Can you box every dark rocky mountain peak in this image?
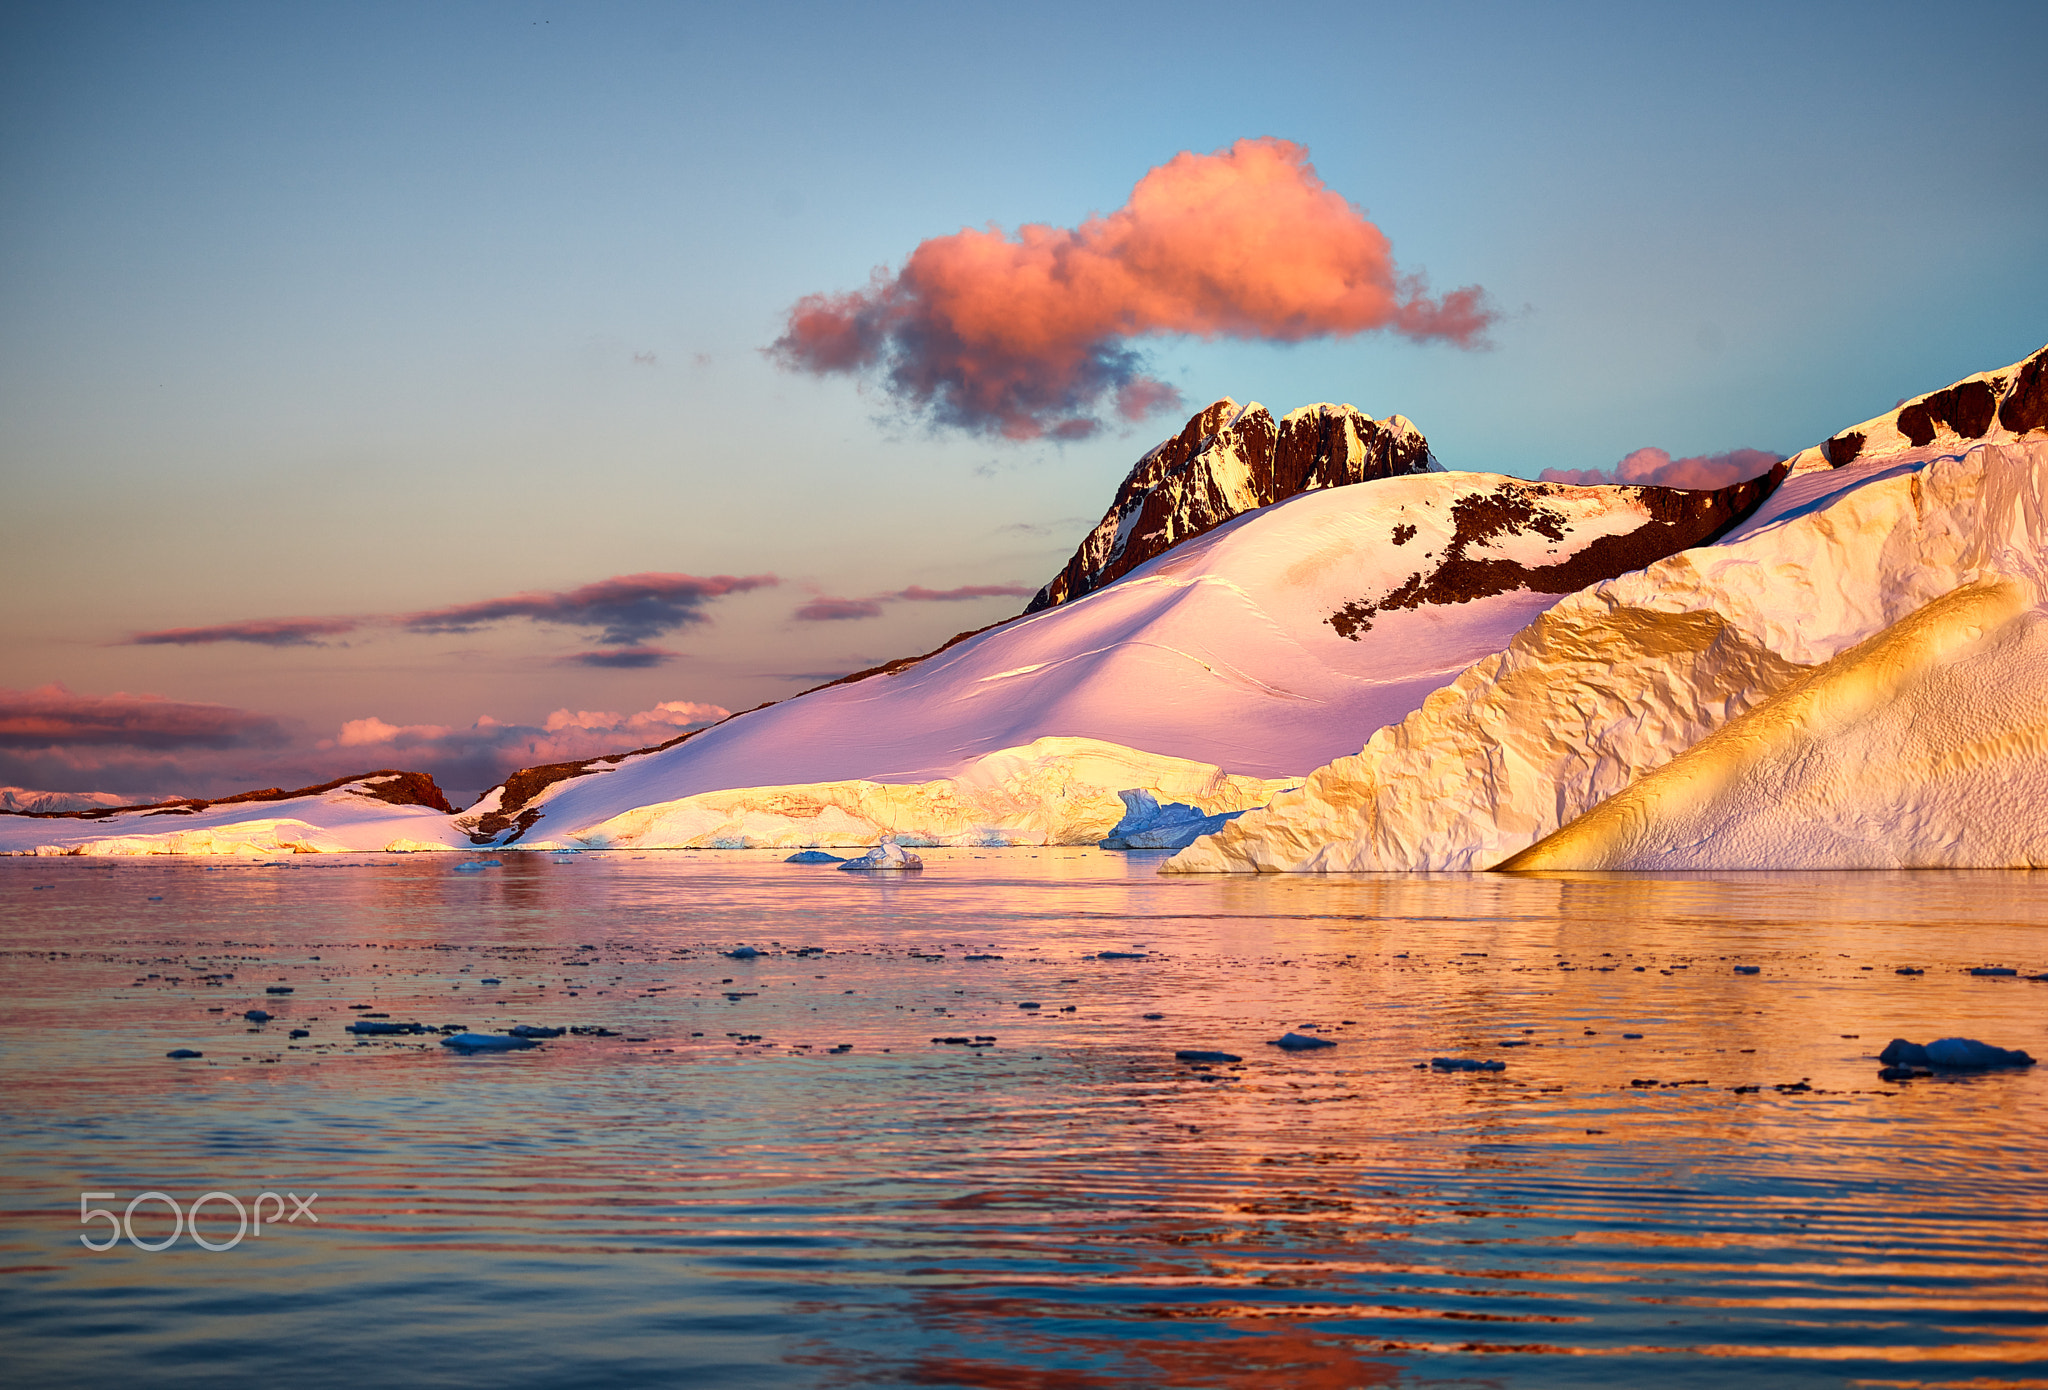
[1027,398,1432,613]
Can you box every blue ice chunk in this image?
[1097,789,1276,851]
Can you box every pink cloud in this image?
[1540,447,1783,490]
[129,616,363,647]
[0,683,286,750]
[0,684,295,802]
[771,137,1494,440]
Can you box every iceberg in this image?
[1171,346,2048,873]
[839,839,923,872]
[1098,789,1260,850]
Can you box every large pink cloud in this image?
[1540,447,1783,490]
[772,137,1495,440]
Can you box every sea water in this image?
[1,850,2043,1388]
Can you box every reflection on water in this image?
[1,851,2044,1388]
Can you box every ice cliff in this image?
[1168,344,2048,872]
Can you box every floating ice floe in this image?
[1270,1032,1335,1050]
[784,850,847,864]
[839,840,923,871]
[442,1033,537,1052]
[1878,1037,2035,1070]
[723,946,760,959]
[507,1024,565,1039]
[1431,1057,1507,1072]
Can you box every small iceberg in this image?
[442,1033,538,1052]
[347,1020,426,1035]
[1269,1032,1335,1051]
[839,839,923,872]
[723,946,761,960]
[1175,1050,1242,1063]
[1431,1056,1506,1072]
[507,1024,565,1039]
[1878,1037,2036,1070]
[453,859,503,873]
[1097,790,1257,852]
[166,1048,203,1059]
[785,850,848,864]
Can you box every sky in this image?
[3,0,2045,802]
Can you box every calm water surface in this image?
[1,850,2044,1388]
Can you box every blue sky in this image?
[3,0,2043,796]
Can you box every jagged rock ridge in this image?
[1027,399,1432,613]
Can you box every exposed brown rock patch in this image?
[1327,465,1788,640]
[1823,431,1864,467]
[2001,348,2048,435]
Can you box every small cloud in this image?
[403,572,779,645]
[994,517,1091,537]
[893,584,1034,602]
[762,670,856,683]
[128,617,361,647]
[632,351,658,366]
[794,597,885,622]
[333,716,450,748]
[561,646,681,669]
[1540,447,1783,490]
[123,571,778,658]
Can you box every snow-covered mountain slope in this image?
[1167,344,2048,874]
[1027,398,1431,613]
[0,787,143,814]
[1500,578,2048,870]
[466,467,1779,848]
[521,737,1295,850]
[0,772,466,856]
